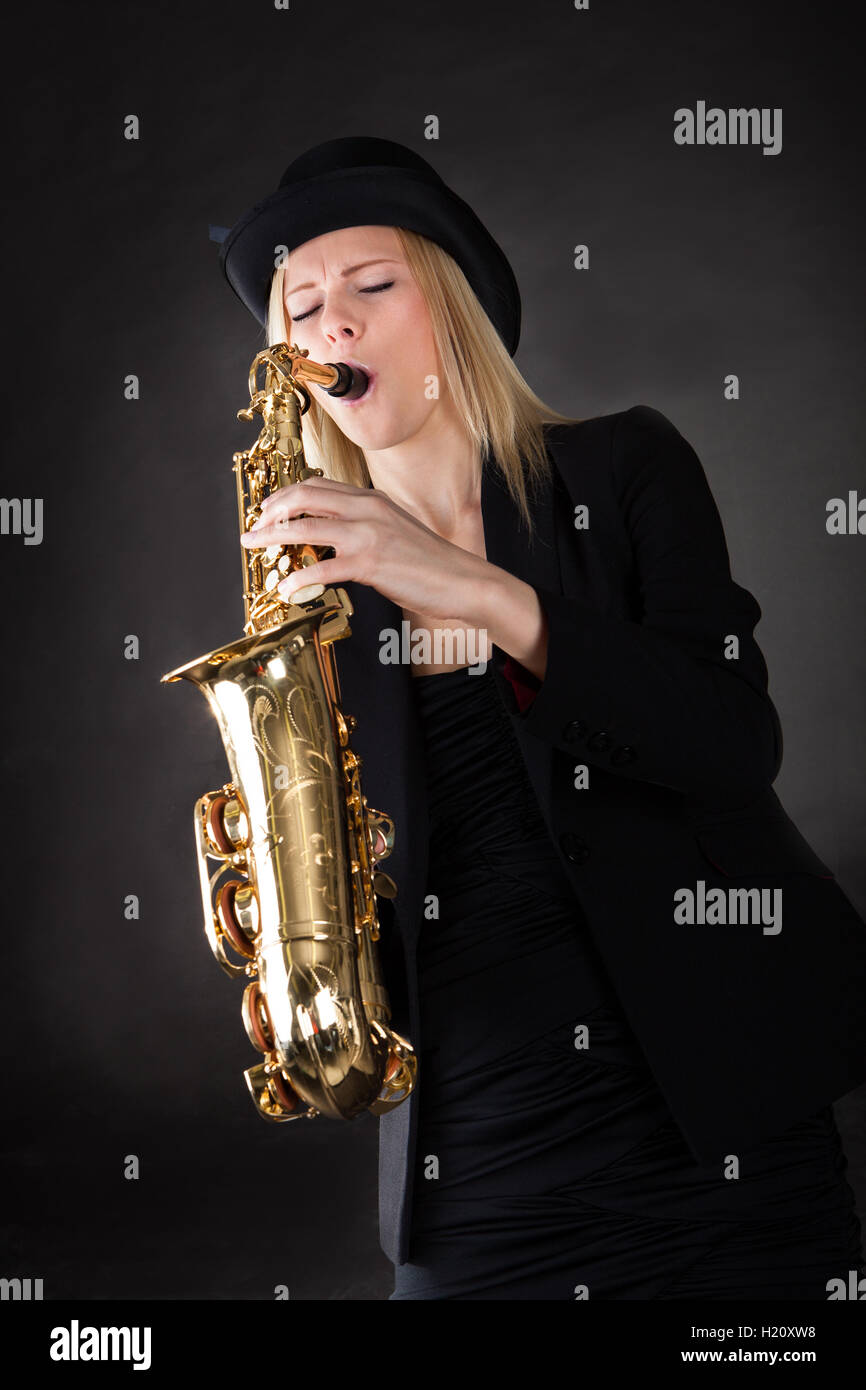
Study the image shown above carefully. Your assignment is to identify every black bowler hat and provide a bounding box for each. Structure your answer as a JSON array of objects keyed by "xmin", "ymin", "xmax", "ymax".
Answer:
[{"xmin": 218, "ymin": 136, "xmax": 522, "ymax": 356}]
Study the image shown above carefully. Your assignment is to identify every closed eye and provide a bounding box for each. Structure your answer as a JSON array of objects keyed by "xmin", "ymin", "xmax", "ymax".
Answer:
[{"xmin": 291, "ymin": 280, "xmax": 395, "ymax": 324}]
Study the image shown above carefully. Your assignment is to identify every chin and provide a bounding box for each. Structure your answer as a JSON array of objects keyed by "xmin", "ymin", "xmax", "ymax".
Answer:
[{"xmin": 340, "ymin": 414, "xmax": 417, "ymax": 452}]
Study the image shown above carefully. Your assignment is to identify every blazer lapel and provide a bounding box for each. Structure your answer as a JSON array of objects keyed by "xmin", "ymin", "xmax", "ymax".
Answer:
[
  {"xmin": 480, "ymin": 454, "xmax": 560, "ymax": 596},
  {"xmin": 481, "ymin": 451, "xmax": 564, "ymax": 842}
]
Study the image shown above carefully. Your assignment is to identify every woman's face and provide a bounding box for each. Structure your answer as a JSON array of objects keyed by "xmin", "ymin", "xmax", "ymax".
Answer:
[{"xmin": 282, "ymin": 225, "xmax": 441, "ymax": 452}]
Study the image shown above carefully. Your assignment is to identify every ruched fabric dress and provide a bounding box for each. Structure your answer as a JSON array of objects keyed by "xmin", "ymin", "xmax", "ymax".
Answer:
[{"xmin": 389, "ymin": 662, "xmax": 865, "ymax": 1300}]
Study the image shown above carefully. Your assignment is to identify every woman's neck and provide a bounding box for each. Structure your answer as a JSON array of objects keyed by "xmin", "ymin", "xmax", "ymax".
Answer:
[{"xmin": 364, "ymin": 406, "xmax": 483, "ymax": 538}]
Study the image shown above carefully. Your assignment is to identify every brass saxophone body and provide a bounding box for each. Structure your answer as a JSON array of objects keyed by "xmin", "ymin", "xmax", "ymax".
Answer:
[{"xmin": 161, "ymin": 343, "xmax": 417, "ymax": 1123}]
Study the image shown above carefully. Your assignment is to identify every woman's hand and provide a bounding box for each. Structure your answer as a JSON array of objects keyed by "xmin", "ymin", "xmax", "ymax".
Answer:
[
  {"xmin": 240, "ymin": 474, "xmax": 490, "ymax": 624},
  {"xmin": 239, "ymin": 473, "xmax": 550, "ymax": 681}
]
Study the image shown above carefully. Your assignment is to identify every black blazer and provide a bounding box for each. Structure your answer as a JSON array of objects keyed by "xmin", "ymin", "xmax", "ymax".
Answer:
[{"xmin": 332, "ymin": 404, "xmax": 866, "ymax": 1267}]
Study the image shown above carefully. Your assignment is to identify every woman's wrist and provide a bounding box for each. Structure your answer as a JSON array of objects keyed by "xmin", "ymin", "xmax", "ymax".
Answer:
[{"xmin": 469, "ymin": 561, "xmax": 550, "ymax": 682}]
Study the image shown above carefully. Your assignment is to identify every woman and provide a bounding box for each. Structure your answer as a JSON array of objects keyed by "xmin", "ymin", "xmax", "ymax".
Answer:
[{"xmin": 222, "ymin": 136, "xmax": 866, "ymax": 1299}]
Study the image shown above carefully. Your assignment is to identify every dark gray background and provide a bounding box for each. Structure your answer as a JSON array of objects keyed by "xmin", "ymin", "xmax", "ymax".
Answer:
[{"xmin": 3, "ymin": 0, "xmax": 864, "ymax": 1300}]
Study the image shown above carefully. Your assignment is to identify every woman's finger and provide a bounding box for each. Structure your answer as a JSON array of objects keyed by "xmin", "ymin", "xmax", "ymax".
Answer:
[
  {"xmin": 256, "ymin": 477, "xmax": 375, "ymax": 523},
  {"xmin": 277, "ymin": 558, "xmax": 343, "ymax": 597},
  {"xmin": 241, "ymin": 517, "xmax": 352, "ymax": 548},
  {"xmin": 297, "ymin": 475, "xmax": 371, "ymax": 493}
]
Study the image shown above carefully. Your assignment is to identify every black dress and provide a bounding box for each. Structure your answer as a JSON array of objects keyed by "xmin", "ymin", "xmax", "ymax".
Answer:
[{"xmin": 389, "ymin": 662, "xmax": 865, "ymax": 1300}]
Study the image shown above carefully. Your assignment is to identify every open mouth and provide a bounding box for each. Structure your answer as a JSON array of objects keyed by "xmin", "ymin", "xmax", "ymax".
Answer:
[{"xmin": 339, "ymin": 366, "xmax": 376, "ymax": 406}]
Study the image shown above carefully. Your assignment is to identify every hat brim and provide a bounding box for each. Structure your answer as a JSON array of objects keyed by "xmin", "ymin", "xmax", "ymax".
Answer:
[{"xmin": 219, "ymin": 166, "xmax": 521, "ymax": 355}]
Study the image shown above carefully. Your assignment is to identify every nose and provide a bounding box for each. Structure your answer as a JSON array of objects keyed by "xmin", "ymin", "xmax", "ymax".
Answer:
[
  {"xmin": 319, "ymin": 291, "xmax": 361, "ymax": 347},
  {"xmin": 325, "ymin": 324, "xmax": 355, "ymax": 348}
]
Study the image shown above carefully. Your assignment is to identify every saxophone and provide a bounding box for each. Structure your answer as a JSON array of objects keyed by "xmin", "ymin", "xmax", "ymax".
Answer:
[{"xmin": 161, "ymin": 343, "xmax": 417, "ymax": 1123}]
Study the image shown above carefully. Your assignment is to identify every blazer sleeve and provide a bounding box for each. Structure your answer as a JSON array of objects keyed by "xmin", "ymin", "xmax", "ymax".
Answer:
[{"xmin": 510, "ymin": 404, "xmax": 783, "ymax": 803}]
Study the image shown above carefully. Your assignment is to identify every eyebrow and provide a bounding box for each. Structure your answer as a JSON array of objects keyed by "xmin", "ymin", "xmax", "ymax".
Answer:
[{"xmin": 285, "ymin": 258, "xmax": 401, "ymax": 296}]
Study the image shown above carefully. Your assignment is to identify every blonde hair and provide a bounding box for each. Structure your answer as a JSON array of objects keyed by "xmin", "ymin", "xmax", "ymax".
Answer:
[{"xmin": 265, "ymin": 227, "xmax": 581, "ymax": 534}]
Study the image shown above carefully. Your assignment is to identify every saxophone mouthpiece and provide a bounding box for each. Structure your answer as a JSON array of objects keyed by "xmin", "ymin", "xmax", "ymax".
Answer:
[{"xmin": 324, "ymin": 362, "xmax": 369, "ymax": 400}]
